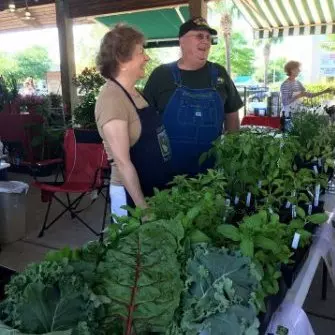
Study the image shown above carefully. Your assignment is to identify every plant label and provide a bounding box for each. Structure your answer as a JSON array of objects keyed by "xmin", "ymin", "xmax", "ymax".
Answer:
[
  {"xmin": 313, "ymin": 165, "xmax": 318, "ymax": 175},
  {"xmin": 234, "ymin": 196, "xmax": 239, "ymax": 205},
  {"xmin": 308, "ymin": 204, "xmax": 312, "ymax": 216},
  {"xmin": 292, "ymin": 205, "xmax": 297, "ymax": 218},
  {"xmin": 292, "ymin": 232, "xmax": 301, "ymax": 249},
  {"xmin": 246, "ymin": 192, "xmax": 251, "ymax": 207},
  {"xmin": 314, "ymin": 184, "xmax": 320, "ymax": 207},
  {"xmin": 286, "ymin": 201, "xmax": 291, "ymax": 209}
]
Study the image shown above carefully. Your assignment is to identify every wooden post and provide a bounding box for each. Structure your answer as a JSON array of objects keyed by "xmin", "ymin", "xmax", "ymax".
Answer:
[
  {"xmin": 55, "ymin": 0, "xmax": 77, "ymax": 115},
  {"xmin": 188, "ymin": 0, "xmax": 207, "ymax": 19}
]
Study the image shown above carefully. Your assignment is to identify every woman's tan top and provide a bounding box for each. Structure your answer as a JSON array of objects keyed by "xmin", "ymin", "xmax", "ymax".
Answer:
[{"xmin": 95, "ymin": 79, "xmax": 148, "ymax": 185}]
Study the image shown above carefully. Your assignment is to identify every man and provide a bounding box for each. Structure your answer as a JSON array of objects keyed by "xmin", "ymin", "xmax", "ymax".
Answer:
[{"xmin": 144, "ymin": 17, "xmax": 242, "ymax": 177}]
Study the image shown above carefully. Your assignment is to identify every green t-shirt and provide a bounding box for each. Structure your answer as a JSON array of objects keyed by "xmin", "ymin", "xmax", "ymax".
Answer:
[{"xmin": 143, "ymin": 61, "xmax": 243, "ymax": 114}]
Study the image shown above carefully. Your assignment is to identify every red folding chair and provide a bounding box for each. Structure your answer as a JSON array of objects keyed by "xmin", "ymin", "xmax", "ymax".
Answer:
[{"xmin": 32, "ymin": 128, "xmax": 109, "ymax": 238}]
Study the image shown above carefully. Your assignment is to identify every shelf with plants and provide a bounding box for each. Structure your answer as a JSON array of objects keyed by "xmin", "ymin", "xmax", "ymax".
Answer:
[{"xmin": 0, "ymin": 109, "xmax": 333, "ymax": 335}]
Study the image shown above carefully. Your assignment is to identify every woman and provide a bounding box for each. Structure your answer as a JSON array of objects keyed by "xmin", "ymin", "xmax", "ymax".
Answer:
[
  {"xmin": 280, "ymin": 61, "xmax": 332, "ymax": 116},
  {"xmin": 95, "ymin": 24, "xmax": 172, "ymax": 217}
]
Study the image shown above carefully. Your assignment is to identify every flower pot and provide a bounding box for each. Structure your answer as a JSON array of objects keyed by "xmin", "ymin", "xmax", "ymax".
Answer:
[{"xmin": 281, "ymin": 245, "xmax": 310, "ymax": 288}]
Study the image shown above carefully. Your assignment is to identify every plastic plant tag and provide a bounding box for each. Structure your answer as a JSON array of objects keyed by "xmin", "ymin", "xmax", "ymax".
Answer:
[
  {"xmin": 314, "ymin": 184, "xmax": 320, "ymax": 207},
  {"xmin": 234, "ymin": 195, "xmax": 239, "ymax": 205},
  {"xmin": 225, "ymin": 198, "xmax": 231, "ymax": 207},
  {"xmin": 291, "ymin": 232, "xmax": 300, "ymax": 249},
  {"xmin": 266, "ymin": 302, "xmax": 315, "ymax": 335},
  {"xmin": 258, "ymin": 180, "xmax": 262, "ymax": 189},
  {"xmin": 308, "ymin": 204, "xmax": 312, "ymax": 216},
  {"xmin": 313, "ymin": 165, "xmax": 319, "ymax": 175},
  {"xmin": 292, "ymin": 204, "xmax": 297, "ymax": 218},
  {"xmin": 292, "ymin": 190, "xmax": 296, "ymax": 197},
  {"xmin": 246, "ymin": 192, "xmax": 251, "ymax": 207},
  {"xmin": 286, "ymin": 201, "xmax": 291, "ymax": 209}
]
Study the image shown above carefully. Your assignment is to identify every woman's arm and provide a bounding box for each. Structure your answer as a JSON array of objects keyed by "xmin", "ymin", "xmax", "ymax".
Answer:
[
  {"xmin": 103, "ymin": 119, "xmax": 147, "ymax": 209},
  {"xmin": 306, "ymin": 88, "xmax": 333, "ymax": 98}
]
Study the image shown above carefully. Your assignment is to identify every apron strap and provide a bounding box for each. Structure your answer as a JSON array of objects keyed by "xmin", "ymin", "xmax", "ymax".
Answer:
[{"xmin": 109, "ymin": 77, "xmax": 138, "ymax": 110}]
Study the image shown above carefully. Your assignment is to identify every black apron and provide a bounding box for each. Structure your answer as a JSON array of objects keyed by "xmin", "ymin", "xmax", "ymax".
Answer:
[{"xmin": 110, "ymin": 78, "xmax": 173, "ymax": 207}]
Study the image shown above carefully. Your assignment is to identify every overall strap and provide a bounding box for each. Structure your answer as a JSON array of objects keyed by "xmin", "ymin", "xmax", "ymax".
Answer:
[
  {"xmin": 209, "ymin": 63, "xmax": 219, "ymax": 88},
  {"xmin": 109, "ymin": 77, "xmax": 138, "ymax": 110},
  {"xmin": 168, "ymin": 61, "xmax": 182, "ymax": 87}
]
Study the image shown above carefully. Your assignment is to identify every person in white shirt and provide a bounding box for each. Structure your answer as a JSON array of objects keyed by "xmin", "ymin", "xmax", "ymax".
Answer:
[{"xmin": 280, "ymin": 61, "xmax": 332, "ymax": 116}]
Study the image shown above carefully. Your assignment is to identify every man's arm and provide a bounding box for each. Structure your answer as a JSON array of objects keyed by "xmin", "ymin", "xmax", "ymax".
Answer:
[{"xmin": 225, "ymin": 111, "xmax": 240, "ymax": 132}]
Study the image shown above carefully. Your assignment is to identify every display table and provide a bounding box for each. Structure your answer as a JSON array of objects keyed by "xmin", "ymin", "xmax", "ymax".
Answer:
[
  {"xmin": 266, "ymin": 208, "xmax": 335, "ymax": 334},
  {"xmin": 241, "ymin": 115, "xmax": 281, "ymax": 129}
]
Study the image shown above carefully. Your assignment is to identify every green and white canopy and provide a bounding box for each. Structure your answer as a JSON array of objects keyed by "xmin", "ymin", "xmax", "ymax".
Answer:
[
  {"xmin": 96, "ymin": 5, "xmax": 190, "ymax": 47},
  {"xmin": 234, "ymin": 0, "xmax": 335, "ymax": 39}
]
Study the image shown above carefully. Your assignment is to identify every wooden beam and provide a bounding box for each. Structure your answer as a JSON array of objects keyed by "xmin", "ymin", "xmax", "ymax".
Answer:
[
  {"xmin": 55, "ymin": 0, "xmax": 77, "ymax": 115},
  {"xmin": 188, "ymin": 0, "xmax": 207, "ymax": 18}
]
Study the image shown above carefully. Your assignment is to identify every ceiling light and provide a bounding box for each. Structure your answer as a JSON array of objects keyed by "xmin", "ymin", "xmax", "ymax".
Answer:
[{"xmin": 8, "ymin": 1, "xmax": 15, "ymax": 12}]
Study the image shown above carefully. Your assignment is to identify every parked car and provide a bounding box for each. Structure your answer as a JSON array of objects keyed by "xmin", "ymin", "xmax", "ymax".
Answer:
[{"xmin": 248, "ymin": 87, "xmax": 270, "ymax": 102}]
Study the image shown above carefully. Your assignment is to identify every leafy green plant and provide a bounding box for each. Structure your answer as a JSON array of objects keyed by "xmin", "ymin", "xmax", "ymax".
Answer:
[
  {"xmin": 175, "ymin": 245, "xmax": 260, "ymax": 335},
  {"xmin": 95, "ymin": 218, "xmax": 184, "ymax": 335},
  {"xmin": 217, "ymin": 210, "xmax": 292, "ymax": 311},
  {"xmin": 72, "ymin": 68, "xmax": 105, "ymax": 129}
]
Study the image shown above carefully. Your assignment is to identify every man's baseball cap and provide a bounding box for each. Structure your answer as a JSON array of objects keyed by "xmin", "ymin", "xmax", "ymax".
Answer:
[{"xmin": 179, "ymin": 17, "xmax": 217, "ymax": 38}]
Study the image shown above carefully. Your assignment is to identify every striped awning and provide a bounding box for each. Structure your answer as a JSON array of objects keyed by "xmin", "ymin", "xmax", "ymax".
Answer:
[{"xmin": 234, "ymin": 0, "xmax": 335, "ymax": 39}]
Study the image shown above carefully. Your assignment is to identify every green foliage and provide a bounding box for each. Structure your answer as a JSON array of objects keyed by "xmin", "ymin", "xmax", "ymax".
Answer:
[
  {"xmin": 178, "ymin": 245, "xmax": 260, "ymax": 335},
  {"xmin": 72, "ymin": 67, "xmax": 105, "ymax": 96},
  {"xmin": 209, "ymin": 32, "xmax": 255, "ymax": 76},
  {"xmin": 14, "ymin": 46, "xmax": 52, "ymax": 80},
  {"xmin": 96, "ymin": 219, "xmax": 184, "ymax": 335},
  {"xmin": 217, "ymin": 211, "xmax": 291, "ymax": 311},
  {"xmin": 254, "ymin": 57, "xmax": 287, "ymax": 84},
  {"xmin": 72, "ymin": 68, "xmax": 105, "ymax": 129},
  {"xmin": 136, "ymin": 49, "xmax": 162, "ymax": 90}
]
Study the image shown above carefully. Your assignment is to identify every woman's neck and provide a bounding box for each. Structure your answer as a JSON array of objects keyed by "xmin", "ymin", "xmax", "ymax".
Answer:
[{"xmin": 114, "ymin": 73, "xmax": 138, "ymax": 96}]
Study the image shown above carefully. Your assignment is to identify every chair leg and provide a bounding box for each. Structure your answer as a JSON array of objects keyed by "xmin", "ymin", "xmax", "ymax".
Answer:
[
  {"xmin": 38, "ymin": 200, "xmax": 53, "ymax": 237},
  {"xmin": 53, "ymin": 194, "xmax": 99, "ymax": 235}
]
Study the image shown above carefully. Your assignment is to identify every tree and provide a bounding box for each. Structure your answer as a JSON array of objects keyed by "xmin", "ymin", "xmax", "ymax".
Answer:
[
  {"xmin": 14, "ymin": 45, "xmax": 52, "ymax": 80},
  {"xmin": 0, "ymin": 52, "xmax": 18, "ymax": 77},
  {"xmin": 209, "ymin": 31, "xmax": 255, "ymax": 76},
  {"xmin": 137, "ymin": 48, "xmax": 161, "ymax": 90},
  {"xmin": 254, "ymin": 37, "xmax": 283, "ymax": 86},
  {"xmin": 254, "ymin": 57, "xmax": 286, "ymax": 84},
  {"xmin": 75, "ymin": 23, "xmax": 109, "ymax": 73},
  {"xmin": 213, "ymin": 0, "xmax": 241, "ymax": 76}
]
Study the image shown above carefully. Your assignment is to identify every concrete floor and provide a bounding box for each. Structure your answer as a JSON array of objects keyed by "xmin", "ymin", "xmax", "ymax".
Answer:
[{"xmin": 1, "ymin": 172, "xmax": 335, "ymax": 334}]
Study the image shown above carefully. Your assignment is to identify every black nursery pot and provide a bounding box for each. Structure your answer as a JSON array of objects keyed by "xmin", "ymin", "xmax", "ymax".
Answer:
[
  {"xmin": 0, "ymin": 265, "xmax": 16, "ymax": 301},
  {"xmin": 281, "ymin": 246, "xmax": 310, "ymax": 288},
  {"xmin": 258, "ymin": 277, "xmax": 288, "ymax": 335},
  {"xmin": 312, "ymin": 200, "xmax": 325, "ymax": 214},
  {"xmin": 278, "ymin": 206, "xmax": 292, "ymax": 224}
]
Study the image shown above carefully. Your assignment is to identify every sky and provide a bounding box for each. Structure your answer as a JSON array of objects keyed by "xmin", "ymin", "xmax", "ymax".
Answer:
[{"xmin": 0, "ymin": 13, "xmax": 320, "ymax": 82}]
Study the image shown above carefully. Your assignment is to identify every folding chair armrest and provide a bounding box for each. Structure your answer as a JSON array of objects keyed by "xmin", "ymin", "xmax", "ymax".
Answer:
[{"xmin": 29, "ymin": 158, "xmax": 64, "ymax": 181}]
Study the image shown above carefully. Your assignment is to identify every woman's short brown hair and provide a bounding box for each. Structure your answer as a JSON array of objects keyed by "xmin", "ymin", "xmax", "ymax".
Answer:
[
  {"xmin": 284, "ymin": 61, "xmax": 301, "ymax": 76},
  {"xmin": 96, "ymin": 24, "xmax": 145, "ymax": 79}
]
